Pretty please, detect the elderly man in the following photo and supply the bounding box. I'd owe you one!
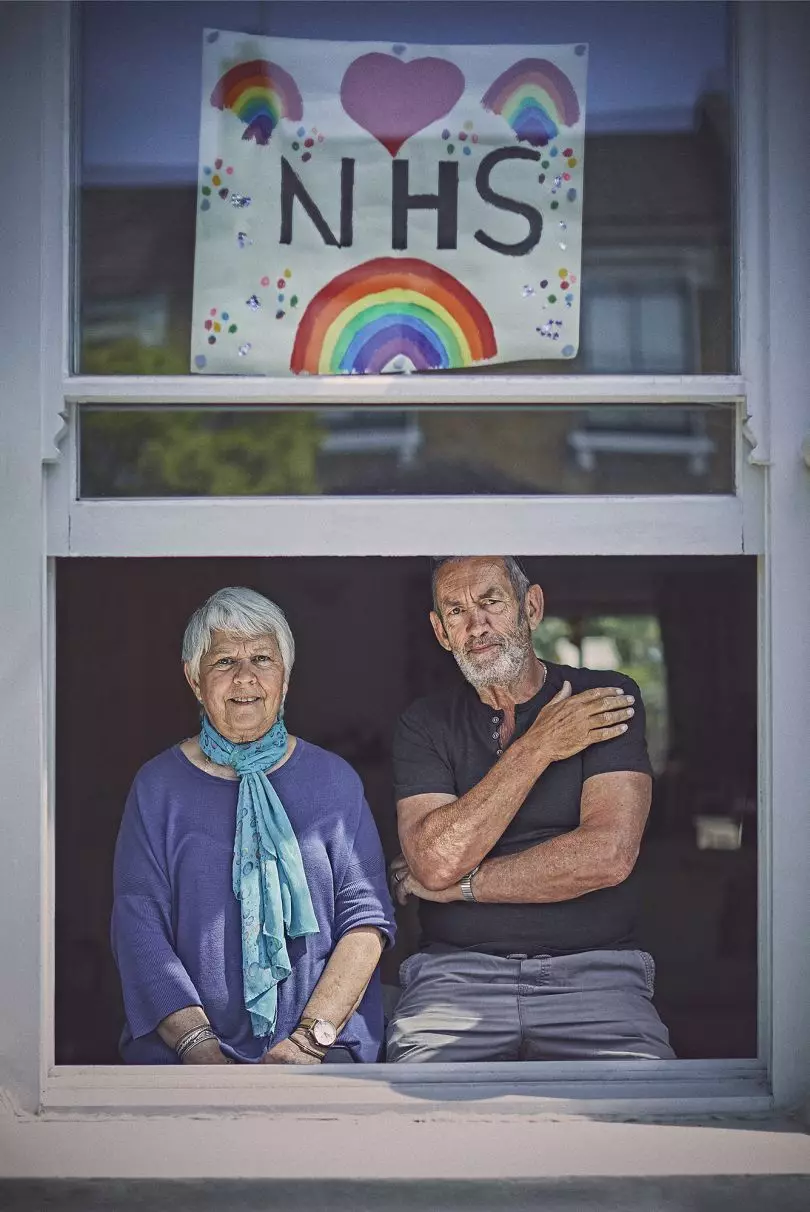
[386,556,674,1063]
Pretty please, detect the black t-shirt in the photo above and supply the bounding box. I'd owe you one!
[392,661,653,956]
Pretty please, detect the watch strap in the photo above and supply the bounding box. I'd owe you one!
[460,864,481,903]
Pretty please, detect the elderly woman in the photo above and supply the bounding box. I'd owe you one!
[112,586,395,1064]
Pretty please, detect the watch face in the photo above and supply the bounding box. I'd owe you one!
[312,1020,337,1047]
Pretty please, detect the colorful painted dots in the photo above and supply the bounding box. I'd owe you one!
[200,160,234,210]
[293,127,324,163]
[202,306,238,347]
[262,268,297,319]
[442,124,478,156]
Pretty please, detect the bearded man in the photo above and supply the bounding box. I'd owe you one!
[386,556,674,1063]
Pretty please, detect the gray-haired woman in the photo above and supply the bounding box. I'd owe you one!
[112,586,395,1065]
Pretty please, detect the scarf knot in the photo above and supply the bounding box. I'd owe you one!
[199,715,319,1037]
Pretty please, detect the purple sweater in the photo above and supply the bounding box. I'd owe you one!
[112,739,396,1063]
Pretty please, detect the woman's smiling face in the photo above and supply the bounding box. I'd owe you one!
[185,629,287,743]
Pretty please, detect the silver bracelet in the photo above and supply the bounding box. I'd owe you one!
[175,1024,217,1060]
[174,1024,210,1054]
[459,864,481,903]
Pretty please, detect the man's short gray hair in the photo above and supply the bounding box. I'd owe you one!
[181,586,295,685]
[430,556,531,616]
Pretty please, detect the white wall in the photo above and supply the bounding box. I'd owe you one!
[1,0,810,1177]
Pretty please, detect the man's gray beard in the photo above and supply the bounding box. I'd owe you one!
[453,633,532,690]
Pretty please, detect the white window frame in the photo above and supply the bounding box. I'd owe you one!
[3,1,809,1128]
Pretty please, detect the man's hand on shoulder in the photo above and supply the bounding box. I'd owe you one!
[524,680,637,764]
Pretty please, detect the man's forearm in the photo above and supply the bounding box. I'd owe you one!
[298,925,385,1033]
[405,736,552,888]
[472,823,635,904]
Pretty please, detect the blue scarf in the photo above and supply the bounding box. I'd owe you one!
[199,714,319,1037]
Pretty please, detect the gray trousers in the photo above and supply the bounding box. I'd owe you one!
[386,946,675,1062]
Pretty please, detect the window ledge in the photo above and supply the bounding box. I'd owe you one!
[40,1059,770,1118]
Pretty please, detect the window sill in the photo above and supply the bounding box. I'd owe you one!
[41,1058,770,1118]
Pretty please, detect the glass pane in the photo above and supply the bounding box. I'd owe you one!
[78,1,733,375]
[79,405,735,497]
[56,555,757,1062]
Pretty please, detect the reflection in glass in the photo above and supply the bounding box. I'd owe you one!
[78,1,733,375]
[79,405,734,497]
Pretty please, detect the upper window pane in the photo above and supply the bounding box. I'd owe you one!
[78,404,734,497]
[78,1,733,376]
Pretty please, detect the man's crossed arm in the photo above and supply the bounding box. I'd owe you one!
[393,682,649,905]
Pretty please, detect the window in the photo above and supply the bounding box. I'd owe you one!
[56,556,757,1066]
[9,0,801,1124]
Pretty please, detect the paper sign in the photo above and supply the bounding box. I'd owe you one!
[192,30,588,376]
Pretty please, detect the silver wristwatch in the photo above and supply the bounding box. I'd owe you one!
[460,864,480,903]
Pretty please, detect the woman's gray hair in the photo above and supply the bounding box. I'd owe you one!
[181,586,295,686]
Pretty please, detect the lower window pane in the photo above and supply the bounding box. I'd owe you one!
[56,555,756,1063]
[79,405,735,497]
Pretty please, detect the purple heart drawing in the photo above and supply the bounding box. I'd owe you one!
[340,53,465,157]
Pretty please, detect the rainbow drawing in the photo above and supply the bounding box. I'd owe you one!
[290,258,498,375]
[210,60,303,145]
[481,59,580,147]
